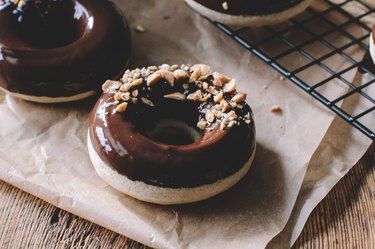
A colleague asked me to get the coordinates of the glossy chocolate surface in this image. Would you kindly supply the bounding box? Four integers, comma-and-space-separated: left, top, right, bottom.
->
0, 0, 131, 97
195, 0, 305, 15
89, 93, 256, 188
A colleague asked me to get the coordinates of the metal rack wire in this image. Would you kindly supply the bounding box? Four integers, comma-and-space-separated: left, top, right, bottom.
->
207, 0, 375, 140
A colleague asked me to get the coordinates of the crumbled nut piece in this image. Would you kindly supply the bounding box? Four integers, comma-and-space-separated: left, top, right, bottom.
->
214, 91, 223, 103
191, 64, 211, 77
222, 102, 230, 112
141, 97, 154, 106
114, 93, 122, 101
148, 65, 158, 71
201, 93, 211, 102
203, 82, 209, 89
170, 64, 179, 71
133, 72, 141, 79
136, 25, 145, 33
279, 76, 285, 81
147, 72, 162, 86
270, 105, 282, 113
164, 92, 186, 101
245, 120, 251, 124
131, 78, 143, 87
223, 79, 236, 93
158, 70, 175, 86
220, 121, 226, 130
222, 1, 229, 10
227, 120, 235, 127
132, 89, 139, 97
120, 83, 131, 92
173, 69, 189, 81
115, 102, 128, 113
228, 110, 236, 118
205, 110, 215, 123
189, 68, 201, 83
159, 64, 170, 71
231, 92, 247, 103
197, 120, 207, 130
207, 86, 219, 95
131, 98, 138, 104
187, 90, 202, 101
195, 81, 203, 88
213, 72, 231, 87
141, 68, 151, 77
182, 83, 189, 90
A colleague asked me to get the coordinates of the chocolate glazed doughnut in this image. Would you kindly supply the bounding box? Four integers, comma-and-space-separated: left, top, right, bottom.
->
185, 0, 316, 27
88, 64, 256, 205
0, 0, 131, 103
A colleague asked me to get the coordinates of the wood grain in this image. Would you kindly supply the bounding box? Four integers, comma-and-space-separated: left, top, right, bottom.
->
0, 143, 374, 249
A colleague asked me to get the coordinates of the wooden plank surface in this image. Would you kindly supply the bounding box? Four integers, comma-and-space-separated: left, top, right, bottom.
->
0, 143, 374, 249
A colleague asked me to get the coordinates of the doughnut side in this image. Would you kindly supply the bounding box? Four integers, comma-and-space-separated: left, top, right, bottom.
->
0, 86, 95, 103
88, 133, 256, 205
370, 32, 375, 64
185, 0, 315, 27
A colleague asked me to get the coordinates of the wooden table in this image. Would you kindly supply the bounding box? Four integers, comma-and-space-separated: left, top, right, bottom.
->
0, 143, 374, 248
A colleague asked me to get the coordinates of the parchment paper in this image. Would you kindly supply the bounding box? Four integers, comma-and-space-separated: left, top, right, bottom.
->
0, 0, 374, 248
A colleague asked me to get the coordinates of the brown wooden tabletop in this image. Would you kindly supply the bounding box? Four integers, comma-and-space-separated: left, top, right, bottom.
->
0, 143, 374, 249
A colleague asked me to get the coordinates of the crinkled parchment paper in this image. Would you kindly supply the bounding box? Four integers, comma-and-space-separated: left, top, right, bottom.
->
0, 0, 374, 248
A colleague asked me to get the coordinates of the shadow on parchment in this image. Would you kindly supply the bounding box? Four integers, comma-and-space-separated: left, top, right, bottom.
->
118, 142, 288, 245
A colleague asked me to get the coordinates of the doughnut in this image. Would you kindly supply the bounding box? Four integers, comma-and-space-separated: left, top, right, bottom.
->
370, 24, 375, 64
0, 0, 131, 103
185, 0, 316, 27
88, 64, 256, 205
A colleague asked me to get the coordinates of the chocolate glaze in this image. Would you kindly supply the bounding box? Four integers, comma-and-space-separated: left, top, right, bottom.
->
89, 93, 256, 188
0, 0, 131, 97
194, 0, 305, 15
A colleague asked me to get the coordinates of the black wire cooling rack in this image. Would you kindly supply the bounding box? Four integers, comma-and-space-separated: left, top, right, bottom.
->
206, 0, 375, 140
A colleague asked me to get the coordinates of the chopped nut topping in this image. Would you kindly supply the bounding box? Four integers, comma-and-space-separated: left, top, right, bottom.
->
164, 92, 186, 101
173, 69, 189, 81
103, 64, 250, 131
187, 90, 203, 101
158, 70, 175, 86
131, 78, 143, 87
213, 72, 231, 87
191, 64, 211, 76
223, 79, 236, 93
222, 102, 230, 113
214, 92, 224, 103
189, 68, 201, 83
231, 93, 247, 103
132, 89, 139, 97
136, 25, 145, 33
270, 105, 282, 113
115, 102, 128, 113
141, 97, 154, 106
205, 110, 215, 123
197, 120, 207, 129
222, 1, 229, 10
147, 72, 162, 86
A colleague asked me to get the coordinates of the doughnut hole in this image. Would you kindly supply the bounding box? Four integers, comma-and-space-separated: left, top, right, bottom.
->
18, 0, 90, 48
127, 100, 203, 146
